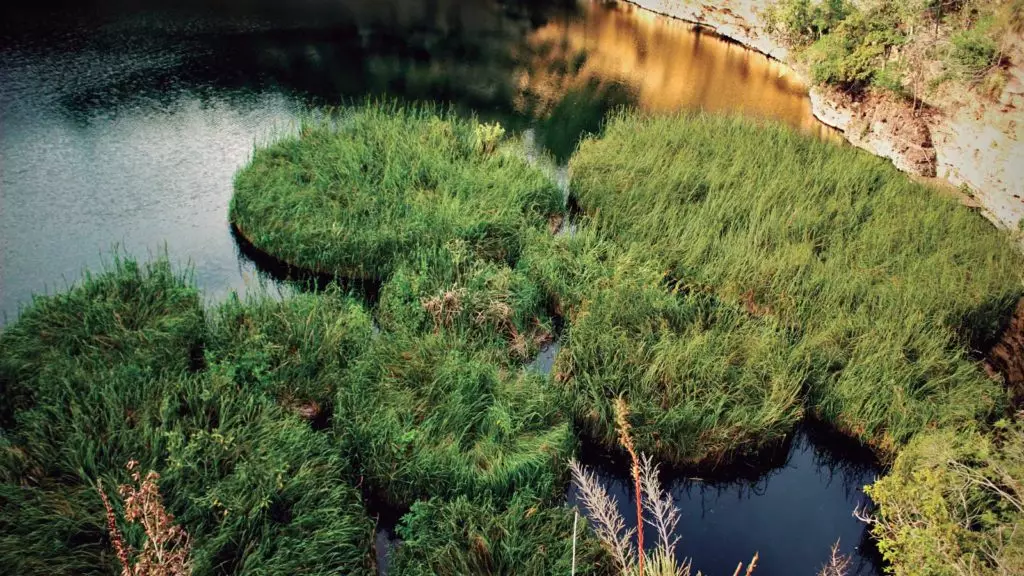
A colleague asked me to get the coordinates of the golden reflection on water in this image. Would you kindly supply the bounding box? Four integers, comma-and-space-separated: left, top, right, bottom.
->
518, 1, 835, 140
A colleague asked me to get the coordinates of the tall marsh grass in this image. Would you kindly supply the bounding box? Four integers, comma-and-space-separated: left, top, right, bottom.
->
0, 259, 374, 575
569, 112, 1023, 453
6, 104, 1024, 574
230, 103, 563, 280
521, 230, 806, 464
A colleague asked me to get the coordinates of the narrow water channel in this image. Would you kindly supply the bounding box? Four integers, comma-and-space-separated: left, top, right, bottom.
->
2, 2, 880, 573
568, 424, 883, 575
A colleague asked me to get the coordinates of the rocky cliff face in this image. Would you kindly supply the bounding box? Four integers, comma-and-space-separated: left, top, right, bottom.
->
629, 0, 1024, 235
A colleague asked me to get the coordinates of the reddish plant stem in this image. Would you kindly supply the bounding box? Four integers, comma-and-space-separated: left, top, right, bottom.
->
615, 398, 644, 576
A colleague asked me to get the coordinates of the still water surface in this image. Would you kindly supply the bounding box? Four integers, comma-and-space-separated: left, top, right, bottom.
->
1, 2, 876, 574
568, 424, 882, 576
1, 0, 827, 320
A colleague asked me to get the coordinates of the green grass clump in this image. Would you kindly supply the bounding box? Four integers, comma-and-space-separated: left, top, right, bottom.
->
377, 246, 554, 364
231, 103, 563, 280
344, 241, 571, 504
569, 112, 1022, 453
337, 331, 573, 506
0, 258, 374, 575
522, 230, 807, 464
388, 493, 612, 576
205, 287, 374, 409
0, 257, 203, 424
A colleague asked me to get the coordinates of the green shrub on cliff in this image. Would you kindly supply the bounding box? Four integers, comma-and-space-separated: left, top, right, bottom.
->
766, 0, 852, 44
949, 19, 1000, 80
771, 0, 1017, 95
806, 4, 906, 91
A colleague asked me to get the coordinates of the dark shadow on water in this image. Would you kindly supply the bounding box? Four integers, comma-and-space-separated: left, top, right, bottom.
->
230, 223, 382, 304
363, 494, 407, 576
534, 78, 636, 163
568, 422, 885, 576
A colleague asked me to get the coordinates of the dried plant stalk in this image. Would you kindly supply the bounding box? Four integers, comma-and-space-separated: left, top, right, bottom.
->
640, 453, 680, 559
569, 458, 637, 571
98, 460, 192, 576
819, 540, 851, 576
615, 397, 645, 576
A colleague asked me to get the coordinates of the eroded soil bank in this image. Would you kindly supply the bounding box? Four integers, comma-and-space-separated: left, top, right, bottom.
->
988, 297, 1024, 406
629, 0, 1024, 236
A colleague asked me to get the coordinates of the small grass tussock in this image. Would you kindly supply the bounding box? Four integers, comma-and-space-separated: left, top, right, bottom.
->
205, 287, 374, 412
522, 229, 807, 464
230, 102, 563, 280
388, 492, 613, 576
569, 111, 1022, 454
335, 330, 573, 506
377, 246, 553, 364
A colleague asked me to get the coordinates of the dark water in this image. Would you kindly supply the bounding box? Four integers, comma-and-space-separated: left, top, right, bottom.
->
1, 1, 880, 573
569, 423, 883, 575
1, 0, 828, 321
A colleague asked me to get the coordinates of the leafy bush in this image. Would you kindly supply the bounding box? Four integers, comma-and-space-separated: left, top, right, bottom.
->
865, 422, 1024, 575
807, 5, 906, 91
767, 0, 852, 45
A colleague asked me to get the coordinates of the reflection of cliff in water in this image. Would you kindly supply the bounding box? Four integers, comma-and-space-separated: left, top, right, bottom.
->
518, 1, 834, 140
4, 0, 833, 145
179, 0, 569, 111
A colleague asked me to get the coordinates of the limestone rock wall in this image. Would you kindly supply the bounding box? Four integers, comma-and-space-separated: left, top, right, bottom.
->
629, 0, 1024, 234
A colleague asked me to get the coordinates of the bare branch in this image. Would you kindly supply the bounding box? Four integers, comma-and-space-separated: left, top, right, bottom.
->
818, 540, 851, 576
